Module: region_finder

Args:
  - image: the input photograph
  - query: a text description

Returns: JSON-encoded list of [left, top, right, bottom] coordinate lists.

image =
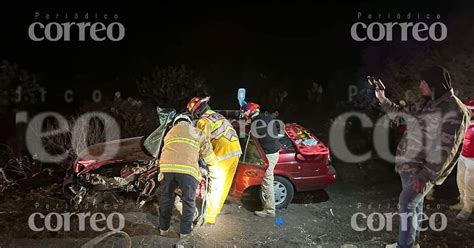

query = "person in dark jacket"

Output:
[[241, 102, 282, 217], [376, 66, 470, 248]]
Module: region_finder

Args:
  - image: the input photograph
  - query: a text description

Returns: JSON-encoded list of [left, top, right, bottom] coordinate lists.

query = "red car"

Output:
[[231, 122, 336, 208], [65, 120, 336, 209]]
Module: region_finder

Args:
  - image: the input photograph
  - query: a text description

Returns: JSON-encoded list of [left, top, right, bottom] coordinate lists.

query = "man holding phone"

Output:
[[374, 66, 469, 248]]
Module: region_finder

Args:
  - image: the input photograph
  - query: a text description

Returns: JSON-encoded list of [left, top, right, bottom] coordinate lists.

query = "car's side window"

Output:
[[239, 135, 264, 166], [279, 133, 295, 152]]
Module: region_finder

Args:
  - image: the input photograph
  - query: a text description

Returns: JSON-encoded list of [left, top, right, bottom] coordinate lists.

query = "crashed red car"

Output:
[[65, 114, 336, 209]]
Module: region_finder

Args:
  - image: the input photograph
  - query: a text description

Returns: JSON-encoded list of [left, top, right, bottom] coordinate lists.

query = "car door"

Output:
[[274, 133, 299, 177], [230, 133, 267, 199]]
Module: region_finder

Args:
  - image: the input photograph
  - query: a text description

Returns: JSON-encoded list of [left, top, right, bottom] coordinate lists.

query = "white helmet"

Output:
[[173, 112, 192, 126]]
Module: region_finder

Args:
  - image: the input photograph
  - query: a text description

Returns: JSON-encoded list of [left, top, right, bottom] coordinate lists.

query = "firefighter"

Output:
[[158, 112, 218, 238], [187, 96, 242, 226], [241, 102, 281, 217]]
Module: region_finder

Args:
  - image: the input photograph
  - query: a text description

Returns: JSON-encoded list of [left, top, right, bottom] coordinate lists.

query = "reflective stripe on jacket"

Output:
[[159, 122, 218, 181], [196, 110, 242, 161]]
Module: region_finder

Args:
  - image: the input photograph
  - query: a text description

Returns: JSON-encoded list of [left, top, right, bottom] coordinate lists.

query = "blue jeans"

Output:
[[397, 172, 433, 248]]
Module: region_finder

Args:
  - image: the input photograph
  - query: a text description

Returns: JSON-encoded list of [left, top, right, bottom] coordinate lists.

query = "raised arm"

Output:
[[375, 88, 425, 121]]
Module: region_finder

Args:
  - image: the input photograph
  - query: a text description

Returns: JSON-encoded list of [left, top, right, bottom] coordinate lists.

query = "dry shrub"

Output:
[[0, 144, 41, 192]]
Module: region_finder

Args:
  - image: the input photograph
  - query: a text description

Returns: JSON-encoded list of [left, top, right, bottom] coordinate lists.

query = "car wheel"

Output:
[[259, 176, 294, 209]]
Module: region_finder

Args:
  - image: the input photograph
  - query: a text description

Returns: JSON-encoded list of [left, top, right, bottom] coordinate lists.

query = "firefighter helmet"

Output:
[[173, 112, 193, 126], [187, 96, 210, 119]]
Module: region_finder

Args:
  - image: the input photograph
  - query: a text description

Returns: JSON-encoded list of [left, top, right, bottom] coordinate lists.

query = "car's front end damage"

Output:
[[63, 108, 177, 208]]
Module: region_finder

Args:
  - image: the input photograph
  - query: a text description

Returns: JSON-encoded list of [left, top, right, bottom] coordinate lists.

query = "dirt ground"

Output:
[[1, 162, 474, 248]]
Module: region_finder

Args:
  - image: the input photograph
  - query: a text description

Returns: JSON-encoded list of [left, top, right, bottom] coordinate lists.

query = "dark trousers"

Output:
[[159, 172, 198, 234]]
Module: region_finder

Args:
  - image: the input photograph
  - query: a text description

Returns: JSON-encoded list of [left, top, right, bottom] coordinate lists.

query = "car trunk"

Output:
[[281, 123, 332, 191]]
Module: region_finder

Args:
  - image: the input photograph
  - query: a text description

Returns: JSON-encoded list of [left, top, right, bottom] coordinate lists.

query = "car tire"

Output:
[[259, 176, 294, 209]]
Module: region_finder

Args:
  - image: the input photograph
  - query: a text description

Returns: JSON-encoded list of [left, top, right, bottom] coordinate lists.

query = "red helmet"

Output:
[[187, 96, 210, 119], [464, 99, 474, 110], [241, 102, 260, 120]]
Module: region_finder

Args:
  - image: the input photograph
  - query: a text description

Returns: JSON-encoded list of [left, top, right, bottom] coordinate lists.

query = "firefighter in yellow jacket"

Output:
[[158, 113, 218, 238], [187, 96, 242, 225]]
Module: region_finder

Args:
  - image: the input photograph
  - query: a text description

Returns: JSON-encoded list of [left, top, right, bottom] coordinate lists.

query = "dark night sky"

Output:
[[0, 1, 470, 110]]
